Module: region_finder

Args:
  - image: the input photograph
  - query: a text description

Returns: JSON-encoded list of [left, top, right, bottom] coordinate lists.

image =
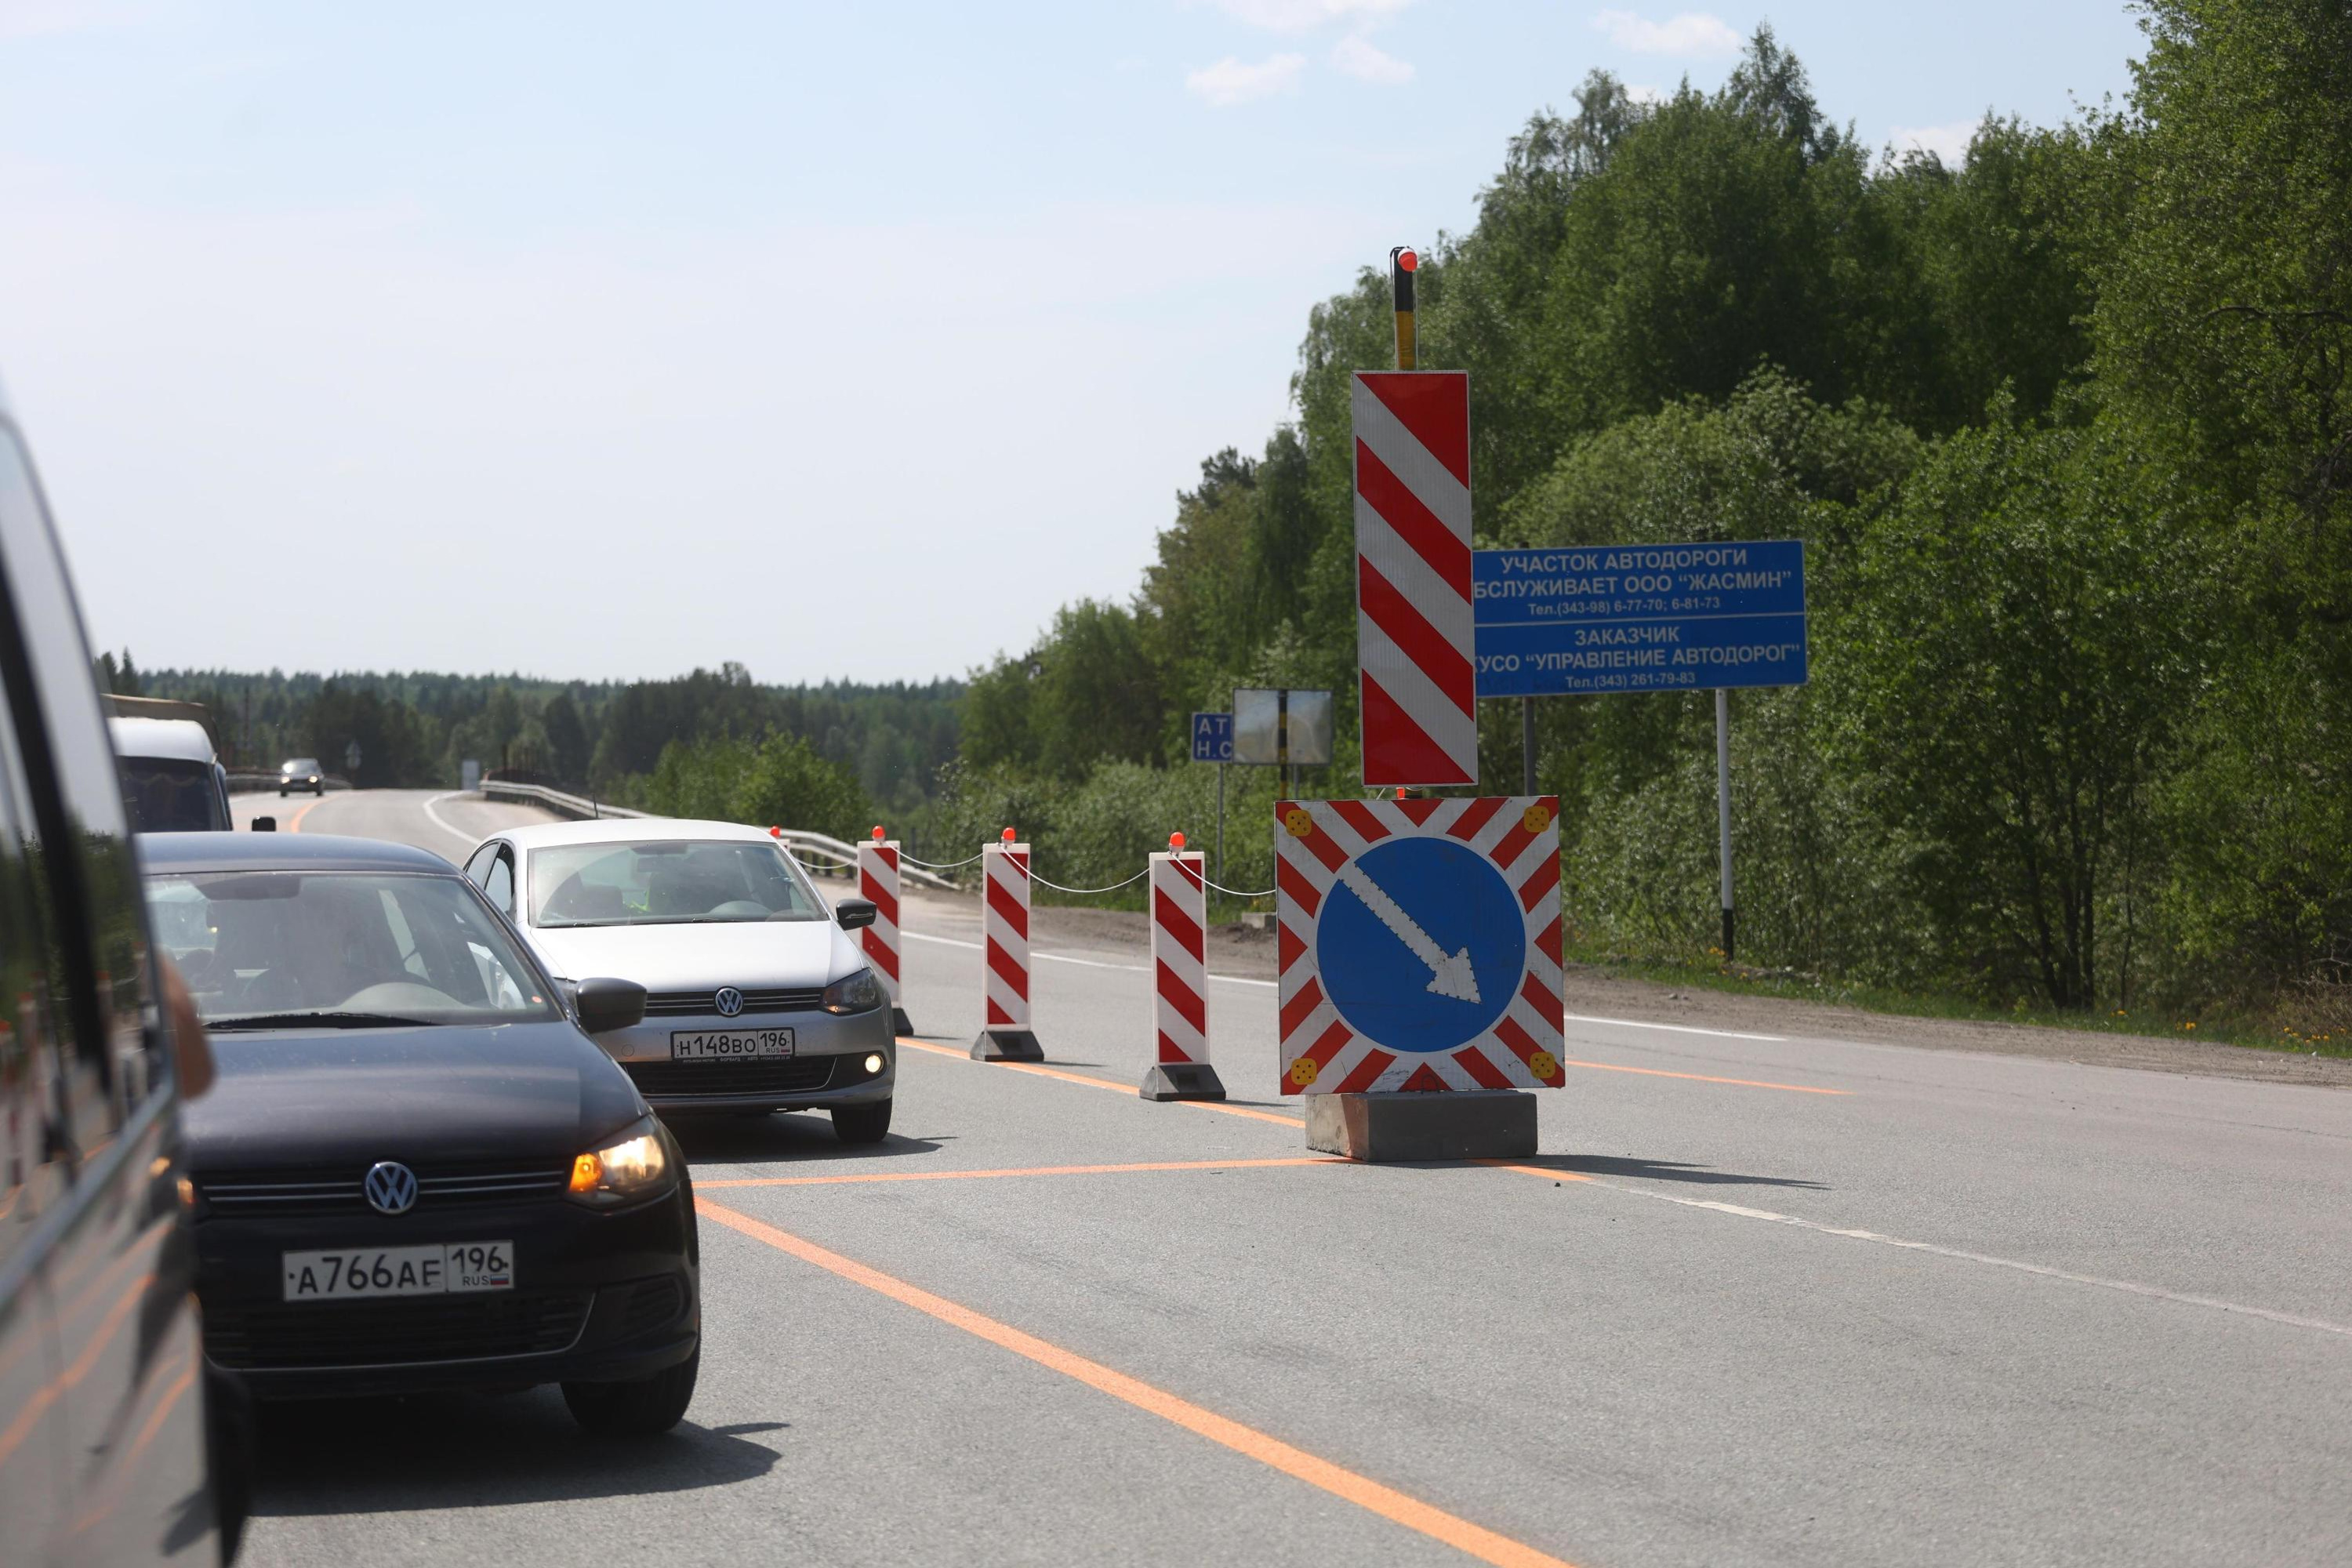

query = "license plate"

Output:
[[671, 1027, 795, 1061], [282, 1242, 514, 1301]]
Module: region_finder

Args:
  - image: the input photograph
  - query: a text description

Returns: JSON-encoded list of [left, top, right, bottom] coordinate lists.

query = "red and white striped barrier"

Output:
[[1352, 370, 1477, 786], [1139, 838, 1225, 1102], [856, 829, 913, 1036], [971, 833, 1043, 1061]]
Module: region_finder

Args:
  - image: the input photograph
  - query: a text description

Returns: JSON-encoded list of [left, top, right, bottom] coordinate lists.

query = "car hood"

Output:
[[521, 917, 862, 991], [182, 1018, 646, 1171]]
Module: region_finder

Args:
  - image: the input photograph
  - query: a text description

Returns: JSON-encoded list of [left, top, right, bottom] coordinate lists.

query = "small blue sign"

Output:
[[1318, 837, 1524, 1053], [1190, 712, 1234, 764], [1473, 539, 1808, 697]]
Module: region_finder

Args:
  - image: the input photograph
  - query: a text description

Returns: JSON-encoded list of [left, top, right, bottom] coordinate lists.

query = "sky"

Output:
[[0, 1, 2147, 686]]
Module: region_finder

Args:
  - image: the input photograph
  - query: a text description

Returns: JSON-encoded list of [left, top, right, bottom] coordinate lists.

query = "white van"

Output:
[[109, 714, 234, 831]]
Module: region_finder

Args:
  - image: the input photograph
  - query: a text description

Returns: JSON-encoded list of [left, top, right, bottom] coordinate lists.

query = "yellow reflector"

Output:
[[568, 1153, 603, 1192]]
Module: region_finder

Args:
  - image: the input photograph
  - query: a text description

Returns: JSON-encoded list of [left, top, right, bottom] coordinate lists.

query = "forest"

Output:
[[946, 2, 2350, 1033]]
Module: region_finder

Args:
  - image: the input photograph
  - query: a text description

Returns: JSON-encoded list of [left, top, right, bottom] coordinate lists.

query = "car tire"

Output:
[[561, 1347, 698, 1436], [833, 1098, 891, 1145]]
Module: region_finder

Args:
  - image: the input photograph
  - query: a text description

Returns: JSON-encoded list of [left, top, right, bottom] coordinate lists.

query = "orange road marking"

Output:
[[699, 1157, 1342, 1189], [1475, 1161, 1598, 1184], [897, 1038, 1308, 1127], [697, 1197, 1583, 1568], [71, 1352, 199, 1536], [0, 1273, 151, 1468], [285, 797, 324, 833], [1555, 1058, 1848, 1096]]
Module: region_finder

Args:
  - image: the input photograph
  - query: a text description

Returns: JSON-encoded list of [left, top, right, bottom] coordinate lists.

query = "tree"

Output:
[[1836, 405, 2208, 1009], [541, 693, 591, 783]]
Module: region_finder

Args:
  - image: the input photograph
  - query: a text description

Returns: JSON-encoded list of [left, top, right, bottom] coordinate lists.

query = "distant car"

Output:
[[111, 714, 234, 831], [140, 830, 702, 1433], [463, 818, 896, 1142], [278, 757, 324, 796]]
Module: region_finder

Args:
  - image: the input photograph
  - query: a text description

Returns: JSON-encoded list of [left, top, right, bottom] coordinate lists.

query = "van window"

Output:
[[0, 428, 163, 1144], [120, 757, 227, 832], [0, 679, 75, 1275]]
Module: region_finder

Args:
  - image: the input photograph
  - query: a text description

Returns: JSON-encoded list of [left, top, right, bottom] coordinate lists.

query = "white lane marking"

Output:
[[902, 929, 1273, 986], [1580, 1179, 2352, 1340], [419, 791, 483, 848], [1566, 1013, 1786, 1043]]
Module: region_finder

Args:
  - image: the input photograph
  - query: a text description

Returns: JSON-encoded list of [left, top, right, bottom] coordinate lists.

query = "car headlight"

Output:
[[567, 1116, 671, 1207], [822, 965, 883, 1015]]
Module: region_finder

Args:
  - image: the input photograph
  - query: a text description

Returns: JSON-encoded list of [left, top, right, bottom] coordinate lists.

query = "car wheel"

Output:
[[562, 1347, 698, 1436], [833, 1098, 891, 1145]]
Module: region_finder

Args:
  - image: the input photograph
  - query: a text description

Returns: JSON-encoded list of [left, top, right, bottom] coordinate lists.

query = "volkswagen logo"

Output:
[[364, 1161, 419, 1216], [713, 986, 744, 1018]]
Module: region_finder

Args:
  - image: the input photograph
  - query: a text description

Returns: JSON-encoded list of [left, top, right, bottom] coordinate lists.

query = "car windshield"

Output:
[[143, 870, 559, 1029], [120, 757, 221, 832], [282, 758, 320, 774], [530, 839, 827, 928]]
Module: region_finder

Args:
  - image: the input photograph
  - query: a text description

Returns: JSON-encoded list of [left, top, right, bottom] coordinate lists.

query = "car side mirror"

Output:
[[574, 978, 647, 1034], [251, 817, 276, 833], [835, 898, 877, 931]]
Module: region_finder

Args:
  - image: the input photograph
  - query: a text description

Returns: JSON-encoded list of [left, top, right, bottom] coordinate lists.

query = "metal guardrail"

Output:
[[475, 781, 956, 891]]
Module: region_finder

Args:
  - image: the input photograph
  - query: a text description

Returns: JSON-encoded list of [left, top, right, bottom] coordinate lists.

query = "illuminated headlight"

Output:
[[567, 1116, 671, 1207], [822, 967, 883, 1015]]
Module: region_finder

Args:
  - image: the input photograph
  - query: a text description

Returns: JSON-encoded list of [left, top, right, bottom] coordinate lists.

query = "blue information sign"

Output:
[[1318, 837, 1523, 1053], [1189, 712, 1234, 763], [1472, 539, 1808, 697]]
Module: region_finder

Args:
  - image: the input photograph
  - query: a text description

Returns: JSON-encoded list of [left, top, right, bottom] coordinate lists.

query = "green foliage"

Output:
[[638, 732, 869, 843]]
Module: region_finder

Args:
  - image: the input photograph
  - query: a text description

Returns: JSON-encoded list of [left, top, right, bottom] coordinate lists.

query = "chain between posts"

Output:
[[900, 850, 986, 871], [1203, 878, 1276, 900], [1027, 867, 1151, 896]]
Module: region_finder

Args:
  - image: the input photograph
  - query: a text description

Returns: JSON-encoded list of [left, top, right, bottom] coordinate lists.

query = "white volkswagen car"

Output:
[[462, 818, 896, 1142]]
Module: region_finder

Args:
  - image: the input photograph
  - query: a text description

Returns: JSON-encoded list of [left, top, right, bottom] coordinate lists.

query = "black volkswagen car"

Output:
[[138, 831, 701, 1433]]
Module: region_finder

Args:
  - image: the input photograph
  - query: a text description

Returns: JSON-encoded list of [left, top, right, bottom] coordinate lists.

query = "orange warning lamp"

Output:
[[1000, 827, 1016, 843], [871, 826, 884, 840], [1170, 832, 1186, 850], [1396, 248, 1418, 273], [768, 826, 782, 837], [1396, 787, 1407, 800]]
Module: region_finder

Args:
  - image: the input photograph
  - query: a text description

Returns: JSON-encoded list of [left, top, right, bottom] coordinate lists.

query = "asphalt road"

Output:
[[227, 792, 2352, 1568]]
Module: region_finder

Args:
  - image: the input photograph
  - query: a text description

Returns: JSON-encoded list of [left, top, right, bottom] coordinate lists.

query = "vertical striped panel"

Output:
[[982, 842, 1031, 1029], [856, 840, 902, 1005], [1150, 851, 1208, 1066]]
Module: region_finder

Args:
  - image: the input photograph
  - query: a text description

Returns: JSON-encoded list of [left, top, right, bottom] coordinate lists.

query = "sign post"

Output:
[[1190, 712, 1234, 888], [1715, 689, 1734, 960]]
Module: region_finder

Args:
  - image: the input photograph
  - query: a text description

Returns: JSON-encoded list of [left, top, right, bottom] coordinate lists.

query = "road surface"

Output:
[[229, 792, 2352, 1568]]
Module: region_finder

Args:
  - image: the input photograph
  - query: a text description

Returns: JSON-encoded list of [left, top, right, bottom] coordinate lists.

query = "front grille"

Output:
[[205, 1290, 592, 1370], [198, 1164, 568, 1218], [612, 1275, 686, 1339], [642, 986, 825, 1018], [623, 1056, 839, 1098]]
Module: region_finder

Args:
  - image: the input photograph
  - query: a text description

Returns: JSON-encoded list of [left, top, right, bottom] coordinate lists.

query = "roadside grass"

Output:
[[1563, 943, 2352, 1062]]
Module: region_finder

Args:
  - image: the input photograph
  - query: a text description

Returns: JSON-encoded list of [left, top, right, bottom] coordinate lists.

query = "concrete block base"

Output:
[[890, 1006, 914, 1038], [970, 1029, 1044, 1062], [1305, 1089, 1537, 1163], [1138, 1061, 1227, 1102]]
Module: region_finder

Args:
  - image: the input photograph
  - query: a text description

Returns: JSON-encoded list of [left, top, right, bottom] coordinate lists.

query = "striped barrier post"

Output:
[[1140, 834, 1225, 1102], [971, 830, 1043, 1062], [857, 828, 913, 1037]]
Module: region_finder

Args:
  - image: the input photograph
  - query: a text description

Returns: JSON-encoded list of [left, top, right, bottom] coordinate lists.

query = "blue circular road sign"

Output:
[[1317, 837, 1525, 1053]]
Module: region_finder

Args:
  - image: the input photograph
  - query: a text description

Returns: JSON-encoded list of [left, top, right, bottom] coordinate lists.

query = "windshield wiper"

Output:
[[206, 1011, 436, 1031]]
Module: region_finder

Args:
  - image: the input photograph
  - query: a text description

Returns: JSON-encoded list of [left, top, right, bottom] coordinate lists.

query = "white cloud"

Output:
[[1591, 9, 1741, 57], [1330, 34, 1413, 85], [1209, 0, 1412, 33], [1185, 53, 1307, 107], [1891, 121, 1977, 167]]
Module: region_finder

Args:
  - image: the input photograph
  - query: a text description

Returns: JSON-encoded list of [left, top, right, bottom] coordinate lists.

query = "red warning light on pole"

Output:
[[1388, 245, 1419, 369], [1170, 832, 1186, 850], [1396, 248, 1418, 273], [872, 826, 885, 840], [1000, 826, 1017, 843]]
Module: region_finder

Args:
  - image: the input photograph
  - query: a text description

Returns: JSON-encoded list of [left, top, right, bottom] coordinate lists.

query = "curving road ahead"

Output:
[[223, 791, 2352, 1568], [230, 786, 555, 859]]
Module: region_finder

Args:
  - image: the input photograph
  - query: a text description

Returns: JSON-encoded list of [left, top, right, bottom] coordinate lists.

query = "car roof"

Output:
[[495, 817, 781, 851], [135, 831, 456, 875], [108, 716, 216, 764]]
